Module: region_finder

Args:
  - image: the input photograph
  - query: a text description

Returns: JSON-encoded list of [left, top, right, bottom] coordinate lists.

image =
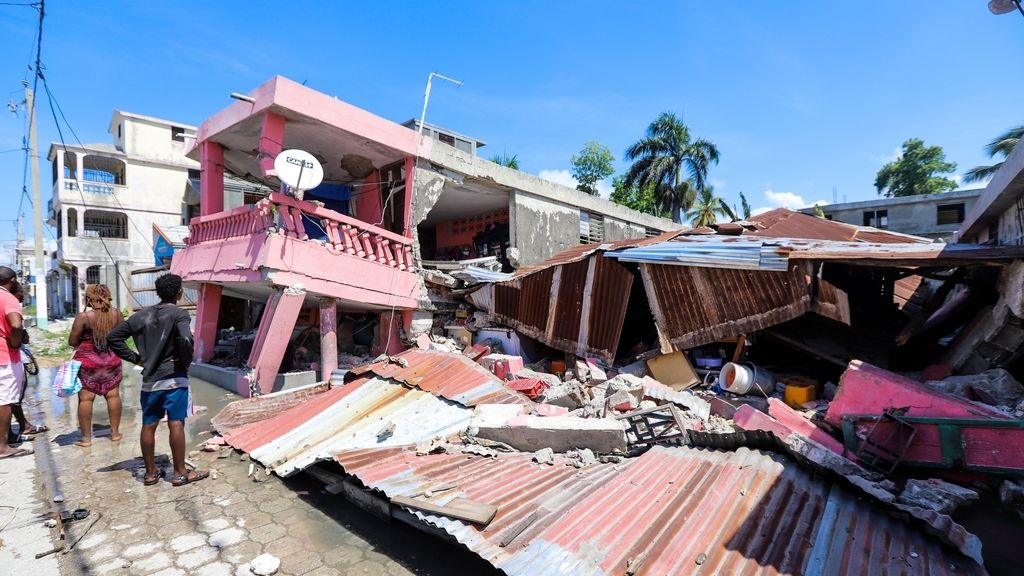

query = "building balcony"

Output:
[[171, 193, 422, 311]]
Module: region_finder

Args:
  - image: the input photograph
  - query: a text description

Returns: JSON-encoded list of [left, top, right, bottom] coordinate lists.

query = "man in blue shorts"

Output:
[[108, 273, 208, 487]]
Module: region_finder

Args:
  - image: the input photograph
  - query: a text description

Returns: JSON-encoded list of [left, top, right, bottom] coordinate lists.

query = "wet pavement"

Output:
[[17, 365, 501, 576]]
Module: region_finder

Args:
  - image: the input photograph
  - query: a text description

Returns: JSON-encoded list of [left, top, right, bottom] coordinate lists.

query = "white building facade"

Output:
[[47, 111, 198, 317]]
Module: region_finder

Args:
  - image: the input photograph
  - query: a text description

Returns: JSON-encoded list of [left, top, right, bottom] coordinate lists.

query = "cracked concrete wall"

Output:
[[511, 191, 580, 265], [604, 217, 645, 241]]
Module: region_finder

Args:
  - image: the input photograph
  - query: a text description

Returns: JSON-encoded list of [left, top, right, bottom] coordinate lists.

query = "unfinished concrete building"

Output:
[[170, 76, 678, 395]]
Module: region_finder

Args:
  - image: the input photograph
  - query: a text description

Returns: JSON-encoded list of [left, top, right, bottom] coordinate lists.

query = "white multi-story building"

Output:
[[46, 111, 199, 317]]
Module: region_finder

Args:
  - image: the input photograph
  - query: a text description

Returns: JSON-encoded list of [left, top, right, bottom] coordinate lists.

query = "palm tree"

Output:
[[490, 152, 520, 170], [685, 186, 732, 227], [624, 112, 720, 223], [964, 124, 1024, 183]]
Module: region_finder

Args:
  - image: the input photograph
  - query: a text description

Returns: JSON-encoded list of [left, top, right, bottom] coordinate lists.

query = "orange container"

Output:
[[550, 360, 566, 374], [784, 377, 817, 407]]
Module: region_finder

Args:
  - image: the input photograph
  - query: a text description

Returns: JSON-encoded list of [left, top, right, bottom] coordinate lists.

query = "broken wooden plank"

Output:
[[391, 495, 497, 526], [499, 511, 539, 547]]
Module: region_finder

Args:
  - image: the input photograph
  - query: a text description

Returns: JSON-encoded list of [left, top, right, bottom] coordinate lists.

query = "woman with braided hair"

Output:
[[69, 284, 126, 447]]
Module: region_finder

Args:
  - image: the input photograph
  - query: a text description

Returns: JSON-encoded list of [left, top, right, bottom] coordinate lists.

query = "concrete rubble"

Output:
[[897, 479, 981, 515]]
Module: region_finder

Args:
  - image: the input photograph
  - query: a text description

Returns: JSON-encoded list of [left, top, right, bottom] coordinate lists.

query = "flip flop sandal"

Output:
[[143, 471, 163, 486], [171, 470, 210, 487], [0, 448, 34, 459], [23, 425, 49, 434], [8, 433, 35, 443], [59, 509, 90, 524]]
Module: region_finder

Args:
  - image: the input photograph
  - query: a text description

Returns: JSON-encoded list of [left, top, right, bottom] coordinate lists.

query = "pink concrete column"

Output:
[[402, 156, 415, 237], [259, 112, 286, 177], [194, 284, 222, 362], [246, 287, 305, 395], [319, 297, 338, 382], [373, 310, 404, 356], [199, 141, 225, 216]]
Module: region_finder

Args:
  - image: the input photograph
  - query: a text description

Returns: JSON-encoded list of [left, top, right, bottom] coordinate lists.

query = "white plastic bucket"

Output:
[[719, 362, 775, 396]]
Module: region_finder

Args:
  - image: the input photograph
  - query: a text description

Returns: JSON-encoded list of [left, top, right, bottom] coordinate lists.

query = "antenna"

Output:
[[417, 72, 463, 142]]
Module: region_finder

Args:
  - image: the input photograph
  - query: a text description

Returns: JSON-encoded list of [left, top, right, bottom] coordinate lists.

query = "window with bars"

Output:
[[579, 211, 604, 244], [83, 210, 128, 239], [86, 265, 101, 286]]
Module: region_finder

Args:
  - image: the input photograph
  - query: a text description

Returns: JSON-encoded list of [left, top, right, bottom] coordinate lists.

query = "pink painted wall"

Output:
[[355, 171, 383, 226]]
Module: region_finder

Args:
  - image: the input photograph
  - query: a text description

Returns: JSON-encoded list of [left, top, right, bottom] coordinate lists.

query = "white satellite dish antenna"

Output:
[[274, 149, 324, 200]]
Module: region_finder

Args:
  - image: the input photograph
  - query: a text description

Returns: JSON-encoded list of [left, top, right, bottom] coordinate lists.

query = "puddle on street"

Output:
[[25, 365, 501, 576]]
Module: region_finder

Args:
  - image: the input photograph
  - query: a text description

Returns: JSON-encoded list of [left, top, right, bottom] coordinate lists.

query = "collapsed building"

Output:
[[169, 76, 678, 395], [177, 77, 1024, 574]]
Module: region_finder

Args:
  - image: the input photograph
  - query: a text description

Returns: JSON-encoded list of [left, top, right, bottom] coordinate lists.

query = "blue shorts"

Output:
[[141, 387, 190, 425]]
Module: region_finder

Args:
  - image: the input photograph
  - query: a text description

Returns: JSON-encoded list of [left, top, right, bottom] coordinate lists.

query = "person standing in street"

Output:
[[8, 281, 47, 444], [0, 267, 30, 459], [107, 273, 208, 486], [69, 284, 125, 447]]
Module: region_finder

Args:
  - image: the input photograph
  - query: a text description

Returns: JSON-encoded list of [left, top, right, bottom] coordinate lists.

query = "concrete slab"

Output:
[[471, 410, 627, 454], [189, 363, 317, 397], [0, 450, 60, 575]]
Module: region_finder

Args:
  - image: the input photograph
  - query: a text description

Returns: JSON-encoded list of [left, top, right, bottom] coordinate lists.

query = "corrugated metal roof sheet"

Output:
[[641, 261, 815, 350], [510, 230, 684, 280], [211, 382, 331, 433], [350, 348, 533, 406], [747, 208, 933, 244], [335, 445, 983, 576], [607, 236, 790, 271], [223, 378, 472, 476]]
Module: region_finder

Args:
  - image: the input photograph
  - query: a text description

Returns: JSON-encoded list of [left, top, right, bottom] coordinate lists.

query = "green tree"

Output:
[[609, 176, 668, 218], [490, 152, 520, 170], [964, 124, 1024, 184], [685, 186, 732, 227], [875, 138, 958, 197], [570, 141, 615, 195], [814, 204, 826, 218], [739, 191, 752, 219], [624, 112, 720, 222]]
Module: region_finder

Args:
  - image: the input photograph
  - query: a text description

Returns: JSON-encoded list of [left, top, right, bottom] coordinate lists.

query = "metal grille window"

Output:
[[86, 265, 101, 286], [580, 211, 604, 244], [83, 210, 128, 239], [936, 203, 965, 226]]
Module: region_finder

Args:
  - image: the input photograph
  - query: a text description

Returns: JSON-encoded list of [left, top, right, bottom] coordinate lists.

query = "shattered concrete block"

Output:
[[515, 368, 562, 388], [423, 269, 458, 288], [845, 475, 897, 504], [639, 400, 658, 411], [582, 358, 608, 385], [925, 368, 1024, 408], [541, 382, 587, 409], [533, 447, 555, 466], [566, 448, 598, 468], [766, 398, 847, 456], [607, 390, 639, 412], [470, 411, 628, 454], [897, 479, 980, 515]]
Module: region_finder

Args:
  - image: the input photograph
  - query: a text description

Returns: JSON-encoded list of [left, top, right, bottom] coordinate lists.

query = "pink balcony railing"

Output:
[[186, 193, 415, 272]]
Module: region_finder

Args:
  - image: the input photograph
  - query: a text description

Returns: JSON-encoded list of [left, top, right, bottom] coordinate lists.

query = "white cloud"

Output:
[[751, 206, 772, 216], [763, 190, 808, 210], [538, 169, 612, 199]]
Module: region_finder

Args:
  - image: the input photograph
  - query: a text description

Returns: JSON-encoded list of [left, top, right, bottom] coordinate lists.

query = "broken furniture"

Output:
[[615, 404, 693, 450]]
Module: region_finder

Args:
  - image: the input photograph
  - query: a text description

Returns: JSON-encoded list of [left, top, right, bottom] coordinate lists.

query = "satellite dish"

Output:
[[274, 149, 324, 199], [990, 0, 1020, 15]]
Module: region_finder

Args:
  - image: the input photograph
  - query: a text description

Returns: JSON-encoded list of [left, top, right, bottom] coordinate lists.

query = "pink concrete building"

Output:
[[172, 76, 677, 396]]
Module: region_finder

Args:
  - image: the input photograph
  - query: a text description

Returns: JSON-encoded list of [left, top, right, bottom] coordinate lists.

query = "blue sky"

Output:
[[1, 0, 1023, 246]]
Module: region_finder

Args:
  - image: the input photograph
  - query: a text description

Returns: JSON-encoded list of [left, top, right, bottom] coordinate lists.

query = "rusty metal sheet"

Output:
[[351, 348, 533, 406], [747, 208, 933, 244], [644, 261, 814, 350], [211, 382, 332, 434], [491, 255, 635, 360], [334, 445, 983, 576], [223, 378, 472, 476]]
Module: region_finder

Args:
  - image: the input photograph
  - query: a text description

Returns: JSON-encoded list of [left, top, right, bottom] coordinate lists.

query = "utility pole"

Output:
[[26, 84, 48, 328]]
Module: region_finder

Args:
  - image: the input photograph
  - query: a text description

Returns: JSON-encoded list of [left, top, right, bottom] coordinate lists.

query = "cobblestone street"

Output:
[[11, 365, 499, 576]]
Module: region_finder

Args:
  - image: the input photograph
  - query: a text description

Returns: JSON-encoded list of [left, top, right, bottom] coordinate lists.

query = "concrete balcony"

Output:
[[171, 193, 422, 311]]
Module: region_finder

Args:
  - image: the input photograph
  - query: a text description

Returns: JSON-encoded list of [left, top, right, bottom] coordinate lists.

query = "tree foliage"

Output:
[[874, 138, 957, 198], [739, 191, 752, 219], [685, 186, 732, 227], [609, 176, 669, 218], [624, 112, 719, 222], [490, 152, 520, 170], [570, 141, 615, 195], [964, 124, 1024, 184]]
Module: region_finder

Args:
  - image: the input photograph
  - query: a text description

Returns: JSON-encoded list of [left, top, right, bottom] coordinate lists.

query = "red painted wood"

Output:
[[767, 398, 848, 456]]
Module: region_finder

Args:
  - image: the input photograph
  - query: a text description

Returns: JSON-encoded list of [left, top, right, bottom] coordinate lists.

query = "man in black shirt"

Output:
[[108, 274, 208, 487]]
